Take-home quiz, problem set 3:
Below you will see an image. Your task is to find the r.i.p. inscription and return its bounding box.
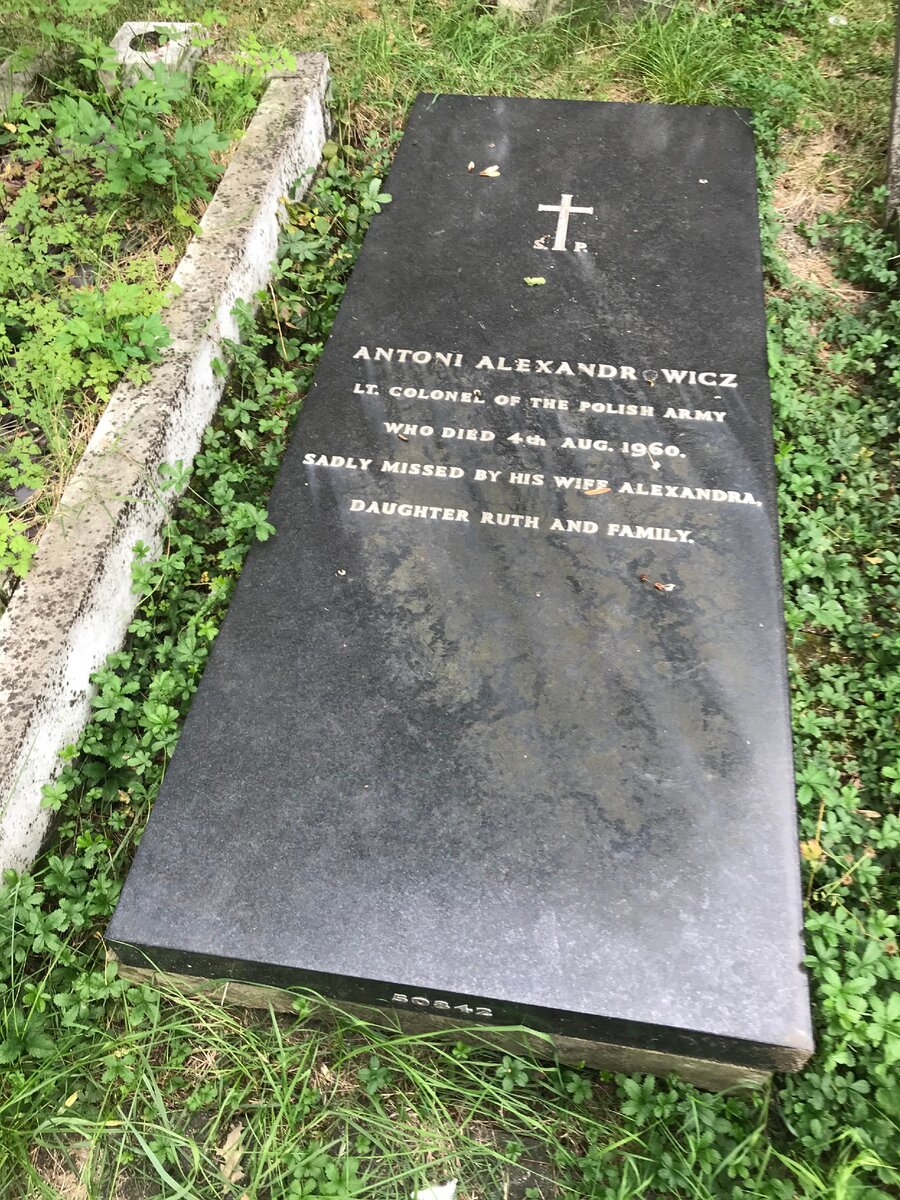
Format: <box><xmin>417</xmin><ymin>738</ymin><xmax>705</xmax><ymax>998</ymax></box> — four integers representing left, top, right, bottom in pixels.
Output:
<box><xmin>109</xmin><ymin>96</ymin><xmax>813</xmax><ymax>1087</ymax></box>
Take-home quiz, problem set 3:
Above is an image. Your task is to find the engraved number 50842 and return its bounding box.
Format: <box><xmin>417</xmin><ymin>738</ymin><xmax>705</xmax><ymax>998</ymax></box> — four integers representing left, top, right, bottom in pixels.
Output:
<box><xmin>391</xmin><ymin>992</ymin><xmax>493</xmax><ymax>1018</ymax></box>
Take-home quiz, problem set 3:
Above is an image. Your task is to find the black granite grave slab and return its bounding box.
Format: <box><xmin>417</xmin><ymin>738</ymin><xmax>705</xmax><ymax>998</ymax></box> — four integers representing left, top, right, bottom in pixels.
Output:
<box><xmin>107</xmin><ymin>95</ymin><xmax>813</xmax><ymax>1084</ymax></box>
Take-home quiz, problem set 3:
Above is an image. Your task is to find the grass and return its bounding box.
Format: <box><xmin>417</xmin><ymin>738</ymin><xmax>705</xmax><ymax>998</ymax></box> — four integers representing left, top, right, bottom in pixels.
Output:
<box><xmin>3</xmin><ymin>985</ymin><xmax>773</xmax><ymax>1199</ymax></box>
<box><xmin>0</xmin><ymin>0</ymin><xmax>899</xmax><ymax>1196</ymax></box>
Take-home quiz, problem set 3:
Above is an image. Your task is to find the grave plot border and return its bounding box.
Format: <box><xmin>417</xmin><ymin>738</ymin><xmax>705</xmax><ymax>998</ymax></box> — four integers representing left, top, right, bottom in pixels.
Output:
<box><xmin>0</xmin><ymin>54</ymin><xmax>330</xmax><ymax>871</ymax></box>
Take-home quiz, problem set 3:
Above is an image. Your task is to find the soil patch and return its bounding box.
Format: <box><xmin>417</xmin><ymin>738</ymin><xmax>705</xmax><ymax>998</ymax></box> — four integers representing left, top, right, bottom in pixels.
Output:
<box><xmin>29</xmin><ymin>1144</ymin><xmax>140</xmax><ymax>1200</ymax></box>
<box><xmin>773</xmin><ymin>127</ymin><xmax>869</xmax><ymax>300</ymax></box>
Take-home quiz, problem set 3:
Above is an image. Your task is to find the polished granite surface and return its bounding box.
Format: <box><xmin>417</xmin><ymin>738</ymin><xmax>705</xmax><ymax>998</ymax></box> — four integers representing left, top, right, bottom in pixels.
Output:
<box><xmin>108</xmin><ymin>96</ymin><xmax>813</xmax><ymax>1069</ymax></box>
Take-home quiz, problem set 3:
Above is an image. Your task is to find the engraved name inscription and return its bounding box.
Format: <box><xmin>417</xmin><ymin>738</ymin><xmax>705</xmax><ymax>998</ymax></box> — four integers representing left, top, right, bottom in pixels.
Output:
<box><xmin>303</xmin><ymin>341</ymin><xmax>763</xmax><ymax>551</ymax></box>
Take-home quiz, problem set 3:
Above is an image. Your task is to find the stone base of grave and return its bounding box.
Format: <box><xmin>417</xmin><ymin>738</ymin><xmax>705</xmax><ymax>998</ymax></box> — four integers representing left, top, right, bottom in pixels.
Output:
<box><xmin>496</xmin><ymin>0</ymin><xmax>650</xmax><ymax>18</ymax></box>
<box><xmin>495</xmin><ymin>0</ymin><xmax>565</xmax><ymax>19</ymax></box>
<box><xmin>103</xmin><ymin>21</ymin><xmax>203</xmax><ymax>93</ymax></box>
<box><xmin>113</xmin><ymin>960</ymin><xmax>773</xmax><ymax>1092</ymax></box>
<box><xmin>0</xmin><ymin>51</ymin><xmax>43</xmax><ymax>110</ymax></box>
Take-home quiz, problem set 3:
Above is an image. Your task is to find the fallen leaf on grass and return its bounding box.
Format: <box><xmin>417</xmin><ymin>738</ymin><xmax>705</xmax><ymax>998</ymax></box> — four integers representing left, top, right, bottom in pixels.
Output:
<box><xmin>217</xmin><ymin>1124</ymin><xmax>246</xmax><ymax>1186</ymax></box>
<box><xmin>856</xmin><ymin>809</ymin><xmax>882</xmax><ymax>820</ymax></box>
<box><xmin>523</xmin><ymin>277</ymin><xmax>546</xmax><ymax>286</ymax></box>
<box><xmin>479</xmin><ymin>165</ymin><xmax>500</xmax><ymax>177</ymax></box>
<box><xmin>799</xmin><ymin>839</ymin><xmax>824</xmax><ymax>862</ymax></box>
<box><xmin>583</xmin><ymin>486</ymin><xmax>612</xmax><ymax>496</ymax></box>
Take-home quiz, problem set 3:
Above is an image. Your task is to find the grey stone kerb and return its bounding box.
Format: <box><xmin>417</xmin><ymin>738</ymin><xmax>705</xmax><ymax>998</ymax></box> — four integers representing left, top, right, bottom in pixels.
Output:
<box><xmin>889</xmin><ymin>20</ymin><xmax>900</xmax><ymax>221</ymax></box>
<box><xmin>0</xmin><ymin>54</ymin><xmax>331</xmax><ymax>871</ymax></box>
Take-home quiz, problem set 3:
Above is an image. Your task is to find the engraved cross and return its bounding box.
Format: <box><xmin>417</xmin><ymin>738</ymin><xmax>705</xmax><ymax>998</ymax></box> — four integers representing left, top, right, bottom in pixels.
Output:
<box><xmin>537</xmin><ymin>193</ymin><xmax>594</xmax><ymax>251</ymax></box>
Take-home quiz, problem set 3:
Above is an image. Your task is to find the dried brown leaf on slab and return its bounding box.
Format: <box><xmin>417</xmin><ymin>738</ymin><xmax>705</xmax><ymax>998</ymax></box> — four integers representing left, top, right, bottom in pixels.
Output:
<box><xmin>466</xmin><ymin>160</ymin><xmax>475</xmax><ymax>172</ymax></box>
<box><xmin>583</xmin><ymin>486</ymin><xmax>612</xmax><ymax>496</ymax></box>
<box><xmin>479</xmin><ymin>165</ymin><xmax>500</xmax><ymax>178</ymax></box>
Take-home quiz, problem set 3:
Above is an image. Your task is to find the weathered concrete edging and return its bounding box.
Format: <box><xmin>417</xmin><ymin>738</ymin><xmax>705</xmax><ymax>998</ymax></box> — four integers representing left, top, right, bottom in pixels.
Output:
<box><xmin>888</xmin><ymin>19</ymin><xmax>900</xmax><ymax>221</ymax></box>
<box><xmin>0</xmin><ymin>54</ymin><xmax>330</xmax><ymax>871</ymax></box>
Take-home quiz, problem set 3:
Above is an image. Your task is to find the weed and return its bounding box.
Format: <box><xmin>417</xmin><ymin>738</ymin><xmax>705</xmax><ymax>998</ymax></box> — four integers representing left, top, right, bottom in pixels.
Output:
<box><xmin>358</xmin><ymin>1053</ymin><xmax>393</xmax><ymax>1097</ymax></box>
